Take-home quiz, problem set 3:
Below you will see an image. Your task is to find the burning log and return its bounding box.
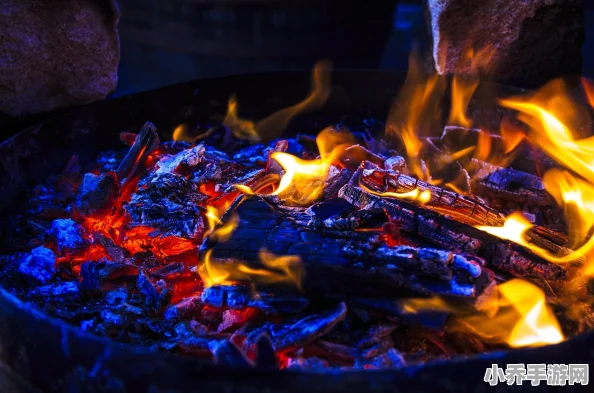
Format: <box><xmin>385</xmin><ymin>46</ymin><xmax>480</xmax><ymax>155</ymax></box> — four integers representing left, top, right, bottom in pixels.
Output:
<box><xmin>201</xmin><ymin>198</ymin><xmax>491</xmax><ymax>304</ymax></box>
<box><xmin>466</xmin><ymin>159</ymin><xmax>554</xmax><ymax>206</ymax></box>
<box><xmin>338</xmin><ymin>178</ymin><xmax>567</xmax><ymax>280</ymax></box>
<box><xmin>359</xmin><ymin>161</ymin><xmax>505</xmax><ymax>227</ymax></box>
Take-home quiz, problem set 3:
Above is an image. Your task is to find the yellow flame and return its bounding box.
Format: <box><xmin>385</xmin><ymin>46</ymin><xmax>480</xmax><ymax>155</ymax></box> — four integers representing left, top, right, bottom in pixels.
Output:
<box><xmin>496</xmin><ymin>79</ymin><xmax>594</xmax><ymax>274</ymax></box>
<box><xmin>236</xmin><ymin>127</ymin><xmax>351</xmax><ymax>205</ymax></box>
<box><xmin>386</xmin><ymin>50</ymin><xmax>446</xmax><ymax>180</ymax></box>
<box><xmin>199</xmin><ymin>248</ymin><xmax>303</xmax><ymax>289</ymax></box>
<box><xmin>476</xmin><ymin>211</ymin><xmax>533</xmax><ymax>245</ymax></box>
<box><xmin>360</xmin><ymin>182</ymin><xmax>432</xmax><ymax>205</ymax></box>
<box><xmin>499</xmin><ymin>117</ymin><xmax>526</xmax><ymax>154</ymax></box>
<box><xmin>448</xmin><ymin>76</ymin><xmax>478</xmax><ymax>128</ymax></box>
<box><xmin>223</xmin><ymin>95</ymin><xmax>260</xmax><ymax>142</ymax></box>
<box><xmin>402</xmin><ymin>279</ymin><xmax>563</xmax><ymax>348</ymax></box>
<box><xmin>221</xmin><ymin>61</ymin><xmax>332</xmax><ymax>142</ymax></box>
<box><xmin>172</xmin><ymin>124</ymin><xmax>215</xmax><ymax>143</ymax></box>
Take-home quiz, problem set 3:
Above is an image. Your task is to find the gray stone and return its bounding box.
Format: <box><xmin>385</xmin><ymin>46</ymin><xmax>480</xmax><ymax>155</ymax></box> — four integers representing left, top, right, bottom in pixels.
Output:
<box><xmin>0</xmin><ymin>0</ymin><xmax>120</xmax><ymax>116</ymax></box>
<box><xmin>428</xmin><ymin>0</ymin><xmax>584</xmax><ymax>87</ymax></box>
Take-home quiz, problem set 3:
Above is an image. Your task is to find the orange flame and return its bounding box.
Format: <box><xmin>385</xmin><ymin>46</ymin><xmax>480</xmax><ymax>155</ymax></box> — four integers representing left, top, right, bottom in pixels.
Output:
<box><xmin>448</xmin><ymin>76</ymin><xmax>478</xmax><ymax>128</ymax></box>
<box><xmin>493</xmin><ymin>79</ymin><xmax>594</xmax><ymax>273</ymax></box>
<box><xmin>402</xmin><ymin>279</ymin><xmax>564</xmax><ymax>348</ymax></box>
<box><xmin>386</xmin><ymin>50</ymin><xmax>446</xmax><ymax>180</ymax></box>
<box><xmin>360</xmin><ymin>182</ymin><xmax>432</xmax><ymax>205</ymax></box>
<box><xmin>221</xmin><ymin>60</ymin><xmax>332</xmax><ymax>142</ymax></box>
<box><xmin>236</xmin><ymin>127</ymin><xmax>352</xmax><ymax>205</ymax></box>
<box><xmin>199</xmin><ymin>248</ymin><xmax>303</xmax><ymax>289</ymax></box>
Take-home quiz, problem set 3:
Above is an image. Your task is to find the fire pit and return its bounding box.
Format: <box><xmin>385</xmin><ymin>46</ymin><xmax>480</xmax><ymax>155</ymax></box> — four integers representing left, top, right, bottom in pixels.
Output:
<box><xmin>1</xmin><ymin>68</ymin><xmax>593</xmax><ymax>393</ymax></box>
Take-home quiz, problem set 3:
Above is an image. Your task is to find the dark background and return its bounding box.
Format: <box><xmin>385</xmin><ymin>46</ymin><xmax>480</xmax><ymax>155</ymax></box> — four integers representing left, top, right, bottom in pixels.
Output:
<box><xmin>1</xmin><ymin>0</ymin><xmax>593</xmax><ymax>141</ymax></box>
<box><xmin>114</xmin><ymin>0</ymin><xmax>594</xmax><ymax>97</ymax></box>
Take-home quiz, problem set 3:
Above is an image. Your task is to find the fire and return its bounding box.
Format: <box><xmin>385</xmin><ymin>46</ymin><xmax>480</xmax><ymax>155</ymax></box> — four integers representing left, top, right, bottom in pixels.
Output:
<box><xmin>223</xmin><ymin>95</ymin><xmax>260</xmax><ymax>142</ymax></box>
<box><xmin>237</xmin><ymin>127</ymin><xmax>352</xmax><ymax>205</ymax></box>
<box><xmin>485</xmin><ymin>79</ymin><xmax>594</xmax><ymax>273</ymax></box>
<box><xmin>221</xmin><ymin>60</ymin><xmax>332</xmax><ymax>142</ymax></box>
<box><xmin>402</xmin><ymin>279</ymin><xmax>564</xmax><ymax>348</ymax></box>
<box><xmin>199</xmin><ymin>248</ymin><xmax>303</xmax><ymax>289</ymax></box>
<box><xmin>360</xmin><ymin>183</ymin><xmax>432</xmax><ymax>205</ymax></box>
<box><xmin>448</xmin><ymin>76</ymin><xmax>478</xmax><ymax>128</ymax></box>
<box><xmin>386</xmin><ymin>50</ymin><xmax>445</xmax><ymax>180</ymax></box>
<box><xmin>476</xmin><ymin>212</ymin><xmax>533</xmax><ymax>246</ymax></box>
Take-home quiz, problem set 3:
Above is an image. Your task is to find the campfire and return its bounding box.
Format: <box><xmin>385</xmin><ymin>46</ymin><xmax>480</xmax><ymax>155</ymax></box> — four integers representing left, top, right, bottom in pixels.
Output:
<box><xmin>2</xmin><ymin>59</ymin><xmax>594</xmax><ymax>372</ymax></box>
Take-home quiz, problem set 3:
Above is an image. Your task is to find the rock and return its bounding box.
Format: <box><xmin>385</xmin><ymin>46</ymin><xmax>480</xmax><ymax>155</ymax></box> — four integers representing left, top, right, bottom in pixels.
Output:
<box><xmin>0</xmin><ymin>0</ymin><xmax>120</xmax><ymax>116</ymax></box>
<box><xmin>18</xmin><ymin>246</ymin><xmax>56</xmax><ymax>284</ymax></box>
<box><xmin>51</xmin><ymin>219</ymin><xmax>85</xmax><ymax>253</ymax></box>
<box><xmin>427</xmin><ymin>0</ymin><xmax>584</xmax><ymax>87</ymax></box>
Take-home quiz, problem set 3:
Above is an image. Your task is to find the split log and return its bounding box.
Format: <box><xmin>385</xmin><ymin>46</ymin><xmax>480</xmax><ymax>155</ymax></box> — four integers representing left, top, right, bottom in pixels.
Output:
<box><xmin>359</xmin><ymin>161</ymin><xmax>505</xmax><ymax>227</ymax></box>
<box><xmin>338</xmin><ymin>177</ymin><xmax>570</xmax><ymax>280</ymax></box>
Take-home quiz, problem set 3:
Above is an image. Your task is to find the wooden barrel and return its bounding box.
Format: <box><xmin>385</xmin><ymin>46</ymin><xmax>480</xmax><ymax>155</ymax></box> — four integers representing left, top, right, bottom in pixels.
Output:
<box><xmin>116</xmin><ymin>0</ymin><xmax>398</xmax><ymax>93</ymax></box>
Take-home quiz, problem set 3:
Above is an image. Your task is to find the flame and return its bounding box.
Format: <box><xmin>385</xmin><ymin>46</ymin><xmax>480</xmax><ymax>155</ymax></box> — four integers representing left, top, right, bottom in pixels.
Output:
<box><xmin>223</xmin><ymin>95</ymin><xmax>260</xmax><ymax>142</ymax></box>
<box><xmin>499</xmin><ymin>118</ymin><xmax>526</xmax><ymax>154</ymax></box>
<box><xmin>402</xmin><ymin>279</ymin><xmax>563</xmax><ymax>348</ymax></box>
<box><xmin>360</xmin><ymin>182</ymin><xmax>432</xmax><ymax>205</ymax></box>
<box><xmin>386</xmin><ymin>50</ymin><xmax>446</xmax><ymax>180</ymax></box>
<box><xmin>495</xmin><ymin>79</ymin><xmax>594</xmax><ymax>273</ymax></box>
<box><xmin>476</xmin><ymin>212</ymin><xmax>533</xmax><ymax>245</ymax></box>
<box><xmin>222</xmin><ymin>61</ymin><xmax>332</xmax><ymax>142</ymax></box>
<box><xmin>199</xmin><ymin>248</ymin><xmax>303</xmax><ymax>289</ymax></box>
<box><xmin>236</xmin><ymin>127</ymin><xmax>351</xmax><ymax>205</ymax></box>
<box><xmin>448</xmin><ymin>76</ymin><xmax>478</xmax><ymax>128</ymax></box>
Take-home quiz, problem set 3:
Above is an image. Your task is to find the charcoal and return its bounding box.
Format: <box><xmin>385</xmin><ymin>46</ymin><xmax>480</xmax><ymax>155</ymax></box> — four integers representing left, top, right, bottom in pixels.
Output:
<box><xmin>105</xmin><ymin>287</ymin><xmax>129</xmax><ymax>306</ymax></box>
<box><xmin>307</xmin><ymin>198</ymin><xmax>353</xmax><ymax>220</ymax></box>
<box><xmin>212</xmin><ymin>340</ymin><xmax>253</xmax><ymax>367</ymax></box>
<box><xmin>51</xmin><ymin>219</ymin><xmax>84</xmax><ymax>253</ymax></box>
<box><xmin>189</xmin><ymin>320</ymin><xmax>210</xmax><ymax>336</ymax></box>
<box><xmin>75</xmin><ymin>172</ymin><xmax>119</xmax><ymax>215</ymax></box>
<box><xmin>100</xmin><ymin>309</ymin><xmax>125</xmax><ymax>326</ymax></box>
<box><xmin>356</xmin><ymin>348</ymin><xmax>406</xmax><ymax>369</ymax></box>
<box><xmin>177</xmin><ymin>336</ymin><xmax>220</xmax><ymax>356</ymax></box>
<box><xmin>150</xmin><ymin>262</ymin><xmax>186</xmax><ymax>279</ymax></box>
<box><xmin>272</xmin><ymin>302</ymin><xmax>347</xmax><ymax>351</ymax></box>
<box><xmin>137</xmin><ymin>271</ymin><xmax>171</xmax><ymax>311</ymax></box>
<box><xmin>254</xmin><ymin>333</ymin><xmax>278</xmax><ymax>368</ymax></box>
<box><xmin>232</xmin><ymin>144</ymin><xmax>269</xmax><ymax>164</ymax></box>
<box><xmin>30</xmin><ymin>281</ymin><xmax>79</xmax><ymax>298</ymax></box>
<box><xmin>94</xmin><ymin>233</ymin><xmax>126</xmax><ymax>263</ymax></box>
<box><xmin>218</xmin><ymin>309</ymin><xmax>250</xmax><ymax>333</ymax></box>
<box><xmin>125</xmin><ymin>172</ymin><xmax>206</xmax><ymax>238</ymax></box>
<box><xmin>339</xmin><ymin>145</ymin><xmax>386</xmax><ymax>170</ymax></box>
<box><xmin>18</xmin><ymin>246</ymin><xmax>56</xmax><ymax>284</ymax></box>
<box><xmin>201</xmin><ymin>285</ymin><xmax>309</xmax><ymax>315</ymax></box>
<box><xmin>468</xmin><ymin>159</ymin><xmax>554</xmax><ymax>206</ymax></box>
<box><xmin>322</xmin><ymin>168</ymin><xmax>354</xmax><ymax>200</ymax></box>
<box><xmin>354</xmin><ymin>324</ymin><xmax>397</xmax><ymax>348</ymax></box>
<box><xmin>79</xmin><ymin>261</ymin><xmax>138</xmax><ymax>295</ymax></box>
<box><xmin>384</xmin><ymin>156</ymin><xmax>408</xmax><ymax>173</ymax></box>
<box><xmin>360</xmin><ymin>335</ymin><xmax>395</xmax><ymax>359</ymax></box>
<box><xmin>286</xmin><ymin>356</ymin><xmax>329</xmax><ymax>370</ymax></box>
<box><xmin>155</xmin><ymin>144</ymin><xmax>205</xmax><ymax>175</ymax></box>
<box><xmin>265</xmin><ymin>140</ymin><xmax>288</xmax><ymax>174</ymax></box>
<box><xmin>116</xmin><ymin>122</ymin><xmax>160</xmax><ymax>183</ymax></box>
<box><xmin>164</xmin><ymin>296</ymin><xmax>202</xmax><ymax>321</ymax></box>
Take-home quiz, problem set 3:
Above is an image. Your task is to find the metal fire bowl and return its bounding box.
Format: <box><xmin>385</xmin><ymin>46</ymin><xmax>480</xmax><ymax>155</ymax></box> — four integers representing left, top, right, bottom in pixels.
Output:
<box><xmin>0</xmin><ymin>71</ymin><xmax>592</xmax><ymax>393</ymax></box>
